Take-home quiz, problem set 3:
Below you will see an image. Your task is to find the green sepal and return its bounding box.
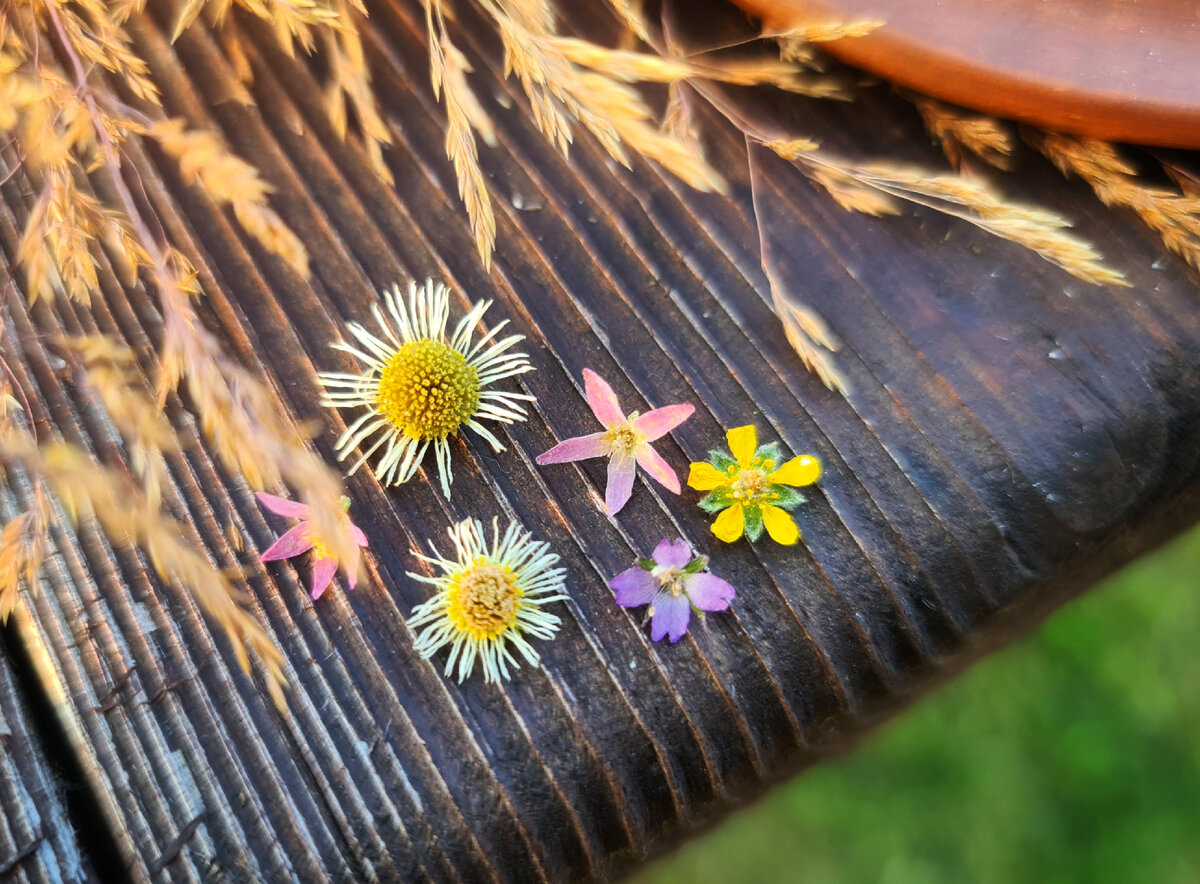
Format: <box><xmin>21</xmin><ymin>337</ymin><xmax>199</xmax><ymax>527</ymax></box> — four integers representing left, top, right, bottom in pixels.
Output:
<box><xmin>708</xmin><ymin>450</ymin><xmax>738</xmax><ymax>472</ymax></box>
<box><xmin>768</xmin><ymin>485</ymin><xmax>806</xmax><ymax>511</ymax></box>
<box><xmin>682</xmin><ymin>555</ymin><xmax>709</xmax><ymax>574</ymax></box>
<box><xmin>638</xmin><ymin>558</ymin><xmax>656</xmax><ymax>571</ymax></box>
<box><xmin>698</xmin><ymin>489</ymin><xmax>734</xmax><ymax>514</ymax></box>
<box><xmin>743</xmin><ymin>504</ymin><xmax>764</xmax><ymax>542</ymax></box>
<box><xmin>753</xmin><ymin>441</ymin><xmax>783</xmax><ymax>467</ymax></box>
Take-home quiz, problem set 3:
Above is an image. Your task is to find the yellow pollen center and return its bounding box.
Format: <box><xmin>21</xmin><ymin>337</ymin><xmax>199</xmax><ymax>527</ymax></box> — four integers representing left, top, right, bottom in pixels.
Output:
<box><xmin>651</xmin><ymin>563</ymin><xmax>685</xmax><ymax>596</ymax></box>
<box><xmin>376</xmin><ymin>340</ymin><xmax>480</xmax><ymax>440</ymax></box>
<box><xmin>731</xmin><ymin>467</ymin><xmax>769</xmax><ymax>502</ymax></box>
<box><xmin>305</xmin><ymin>531</ymin><xmax>333</xmax><ymax>560</ymax></box>
<box><xmin>447</xmin><ymin>559</ymin><xmax>522</xmax><ymax>639</ymax></box>
<box><xmin>603</xmin><ymin>419</ymin><xmax>643</xmax><ymax>456</ymax></box>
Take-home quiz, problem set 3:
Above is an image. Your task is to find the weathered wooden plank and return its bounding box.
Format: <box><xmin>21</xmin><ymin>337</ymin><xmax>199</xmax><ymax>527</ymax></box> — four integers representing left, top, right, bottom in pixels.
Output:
<box><xmin>0</xmin><ymin>615</ymin><xmax>90</xmax><ymax>882</ymax></box>
<box><xmin>2</xmin><ymin>0</ymin><xmax>1200</xmax><ymax>881</ymax></box>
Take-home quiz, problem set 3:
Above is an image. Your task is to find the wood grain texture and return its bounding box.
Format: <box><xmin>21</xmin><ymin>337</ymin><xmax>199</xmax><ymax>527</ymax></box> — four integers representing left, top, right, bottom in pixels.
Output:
<box><xmin>0</xmin><ymin>625</ymin><xmax>90</xmax><ymax>882</ymax></box>
<box><xmin>2</xmin><ymin>1</ymin><xmax>1200</xmax><ymax>881</ymax></box>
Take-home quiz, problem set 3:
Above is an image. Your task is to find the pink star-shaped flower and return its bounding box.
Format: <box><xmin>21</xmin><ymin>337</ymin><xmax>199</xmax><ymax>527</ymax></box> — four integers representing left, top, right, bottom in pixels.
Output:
<box><xmin>535</xmin><ymin>369</ymin><xmax>694</xmax><ymax>515</ymax></box>
<box><xmin>256</xmin><ymin>493</ymin><xmax>369</xmax><ymax>600</ymax></box>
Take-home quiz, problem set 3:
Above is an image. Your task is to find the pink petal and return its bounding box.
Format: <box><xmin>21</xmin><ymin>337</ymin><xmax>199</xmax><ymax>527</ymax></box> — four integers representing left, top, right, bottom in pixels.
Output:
<box><xmin>311</xmin><ymin>557</ymin><xmax>338</xmax><ymax>600</ymax></box>
<box><xmin>650</xmin><ymin>591</ymin><xmax>691</xmax><ymax>643</ymax></box>
<box><xmin>635</xmin><ymin>443</ymin><xmax>681</xmax><ymax>494</ymax></box>
<box><xmin>344</xmin><ymin>544</ymin><xmax>362</xmax><ymax>590</ymax></box>
<box><xmin>351</xmin><ymin>524</ymin><xmax>369</xmax><ymax>547</ymax></box>
<box><xmin>633</xmin><ymin>404</ymin><xmax>694</xmax><ymax>441</ymax></box>
<box><xmin>255</xmin><ymin>492</ymin><xmax>311</xmax><ymax>519</ymax></box>
<box><xmin>583</xmin><ymin>369</ymin><xmax>625</xmax><ymax>427</ymax></box>
<box><xmin>610</xmin><ymin>567</ymin><xmax>658</xmax><ymax>607</ymax></box>
<box><xmin>260</xmin><ymin>523</ymin><xmax>313</xmax><ymax>562</ymax></box>
<box><xmin>652</xmin><ymin>538</ymin><xmax>691</xmax><ymax>568</ymax></box>
<box><xmin>683</xmin><ymin>572</ymin><xmax>735</xmax><ymax>611</ymax></box>
<box><xmin>605</xmin><ymin>454</ymin><xmax>637</xmax><ymax>515</ymax></box>
<box><xmin>535</xmin><ymin>432</ymin><xmax>607</xmax><ymax>464</ymax></box>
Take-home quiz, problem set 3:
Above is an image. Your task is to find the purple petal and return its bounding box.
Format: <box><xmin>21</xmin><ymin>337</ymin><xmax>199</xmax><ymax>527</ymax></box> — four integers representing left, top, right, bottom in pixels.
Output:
<box><xmin>650</xmin><ymin>591</ymin><xmax>691</xmax><ymax>643</ymax></box>
<box><xmin>255</xmin><ymin>492</ymin><xmax>311</xmax><ymax>519</ymax></box>
<box><xmin>605</xmin><ymin>454</ymin><xmax>636</xmax><ymax>515</ymax></box>
<box><xmin>683</xmin><ymin>572</ymin><xmax>735</xmax><ymax>611</ymax></box>
<box><xmin>635</xmin><ymin>443</ymin><xmax>681</xmax><ymax>494</ymax></box>
<box><xmin>535</xmin><ymin>432</ymin><xmax>607</xmax><ymax>464</ymax></box>
<box><xmin>652</xmin><ymin>538</ymin><xmax>692</xmax><ymax>568</ymax></box>
<box><xmin>583</xmin><ymin>369</ymin><xmax>625</xmax><ymax>427</ymax></box>
<box><xmin>311</xmin><ymin>557</ymin><xmax>338</xmax><ymax>600</ymax></box>
<box><xmin>351</xmin><ymin>524</ymin><xmax>369</xmax><ymax>547</ymax></box>
<box><xmin>260</xmin><ymin>523</ymin><xmax>313</xmax><ymax>562</ymax></box>
<box><xmin>633</xmin><ymin>404</ymin><xmax>694</xmax><ymax>441</ymax></box>
<box><xmin>610</xmin><ymin>567</ymin><xmax>658</xmax><ymax>608</ymax></box>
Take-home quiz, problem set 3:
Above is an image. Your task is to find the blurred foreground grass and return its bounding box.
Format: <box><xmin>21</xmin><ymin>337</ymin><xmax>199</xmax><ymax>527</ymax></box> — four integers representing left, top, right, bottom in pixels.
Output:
<box><xmin>638</xmin><ymin>525</ymin><xmax>1200</xmax><ymax>884</ymax></box>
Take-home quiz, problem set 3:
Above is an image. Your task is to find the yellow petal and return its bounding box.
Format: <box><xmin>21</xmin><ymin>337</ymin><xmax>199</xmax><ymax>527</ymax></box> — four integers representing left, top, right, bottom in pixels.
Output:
<box><xmin>711</xmin><ymin>503</ymin><xmax>745</xmax><ymax>543</ymax></box>
<box><xmin>762</xmin><ymin>505</ymin><xmax>800</xmax><ymax>545</ymax></box>
<box><xmin>768</xmin><ymin>455</ymin><xmax>821</xmax><ymax>487</ymax></box>
<box><xmin>726</xmin><ymin>425</ymin><xmax>757</xmax><ymax>466</ymax></box>
<box><xmin>688</xmin><ymin>461</ymin><xmax>729</xmax><ymax>491</ymax></box>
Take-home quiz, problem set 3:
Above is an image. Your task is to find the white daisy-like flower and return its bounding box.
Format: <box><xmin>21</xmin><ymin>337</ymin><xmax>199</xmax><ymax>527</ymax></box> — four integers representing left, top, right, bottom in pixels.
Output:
<box><xmin>319</xmin><ymin>279</ymin><xmax>534</xmax><ymax>497</ymax></box>
<box><xmin>407</xmin><ymin>518</ymin><xmax>568</xmax><ymax>684</ymax></box>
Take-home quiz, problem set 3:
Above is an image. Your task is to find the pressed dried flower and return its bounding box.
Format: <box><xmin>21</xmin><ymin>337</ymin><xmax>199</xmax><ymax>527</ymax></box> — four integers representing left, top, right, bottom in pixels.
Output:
<box><xmin>407</xmin><ymin>517</ymin><xmax>568</xmax><ymax>684</ymax></box>
<box><xmin>610</xmin><ymin>538</ymin><xmax>735</xmax><ymax>643</ymax></box>
<box><xmin>257</xmin><ymin>492</ymin><xmax>368</xmax><ymax>600</ymax></box>
<box><xmin>319</xmin><ymin>279</ymin><xmax>534</xmax><ymax>498</ymax></box>
<box><xmin>536</xmin><ymin>369</ymin><xmax>694</xmax><ymax>515</ymax></box>
<box><xmin>688</xmin><ymin>425</ymin><xmax>820</xmax><ymax>544</ymax></box>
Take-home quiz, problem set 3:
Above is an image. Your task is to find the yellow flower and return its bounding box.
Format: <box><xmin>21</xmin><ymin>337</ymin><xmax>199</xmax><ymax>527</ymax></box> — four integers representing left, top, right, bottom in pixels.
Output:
<box><xmin>319</xmin><ymin>279</ymin><xmax>534</xmax><ymax>498</ymax></box>
<box><xmin>687</xmin><ymin>425</ymin><xmax>820</xmax><ymax>544</ymax></box>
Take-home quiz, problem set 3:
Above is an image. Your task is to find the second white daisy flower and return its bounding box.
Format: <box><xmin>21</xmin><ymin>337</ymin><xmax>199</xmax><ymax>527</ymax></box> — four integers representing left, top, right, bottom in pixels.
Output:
<box><xmin>319</xmin><ymin>279</ymin><xmax>534</xmax><ymax>497</ymax></box>
<box><xmin>407</xmin><ymin>518</ymin><xmax>568</xmax><ymax>684</ymax></box>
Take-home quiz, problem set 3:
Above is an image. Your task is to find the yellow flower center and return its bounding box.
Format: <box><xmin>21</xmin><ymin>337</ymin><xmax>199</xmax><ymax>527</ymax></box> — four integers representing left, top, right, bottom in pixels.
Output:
<box><xmin>376</xmin><ymin>340</ymin><xmax>480</xmax><ymax>440</ymax></box>
<box><xmin>651</xmin><ymin>563</ymin><xmax>685</xmax><ymax>596</ymax></box>
<box><xmin>602</xmin><ymin>417</ymin><xmax>643</xmax><ymax>456</ymax></box>
<box><xmin>305</xmin><ymin>532</ymin><xmax>333</xmax><ymax>560</ymax></box>
<box><xmin>447</xmin><ymin>559</ymin><xmax>522</xmax><ymax>639</ymax></box>
<box><xmin>731</xmin><ymin>466</ymin><xmax>769</xmax><ymax>503</ymax></box>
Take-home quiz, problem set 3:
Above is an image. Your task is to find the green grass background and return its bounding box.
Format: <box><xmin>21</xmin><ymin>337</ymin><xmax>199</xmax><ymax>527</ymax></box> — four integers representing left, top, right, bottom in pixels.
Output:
<box><xmin>636</xmin><ymin>526</ymin><xmax>1200</xmax><ymax>884</ymax></box>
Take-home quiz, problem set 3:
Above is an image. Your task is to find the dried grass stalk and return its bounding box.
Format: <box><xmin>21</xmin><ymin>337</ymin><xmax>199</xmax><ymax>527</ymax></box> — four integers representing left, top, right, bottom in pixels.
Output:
<box><xmin>754</xmin><ymin>138</ymin><xmax>1128</xmax><ymax>287</ymax></box>
<box><xmin>0</xmin><ymin>492</ymin><xmax>47</xmax><ymax>625</ymax></box>
<box><xmin>1032</xmin><ymin>132</ymin><xmax>1200</xmax><ymax>271</ymax></box>
<box><xmin>138</xmin><ymin>118</ymin><xmax>309</xmax><ymax>275</ymax></box>
<box><xmin>0</xmin><ymin>435</ymin><xmax>287</xmax><ymax>707</ymax></box>
<box><xmin>64</xmin><ymin>335</ymin><xmax>176</xmax><ymax>508</ymax></box>
<box><xmin>910</xmin><ymin>94</ymin><xmax>1014</xmax><ymax>170</ymax></box>
<box><xmin>0</xmin><ymin>0</ymin><xmax>361</xmax><ymax>702</ymax></box>
<box><xmin>427</xmin><ymin>2</ymin><xmax>497</xmax><ymax>266</ymax></box>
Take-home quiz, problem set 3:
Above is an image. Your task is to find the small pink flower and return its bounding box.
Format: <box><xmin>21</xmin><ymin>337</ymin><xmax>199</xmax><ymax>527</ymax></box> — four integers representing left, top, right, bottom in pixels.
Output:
<box><xmin>535</xmin><ymin>369</ymin><xmax>694</xmax><ymax>515</ymax></box>
<box><xmin>256</xmin><ymin>493</ymin><xmax>369</xmax><ymax>600</ymax></box>
<box><xmin>609</xmin><ymin>538</ymin><xmax>735</xmax><ymax>642</ymax></box>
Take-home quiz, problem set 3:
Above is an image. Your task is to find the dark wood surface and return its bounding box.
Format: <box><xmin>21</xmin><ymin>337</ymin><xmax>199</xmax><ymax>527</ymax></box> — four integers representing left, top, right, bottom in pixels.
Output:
<box><xmin>3</xmin><ymin>1</ymin><xmax>1200</xmax><ymax>881</ymax></box>
<box><xmin>0</xmin><ymin>632</ymin><xmax>91</xmax><ymax>883</ymax></box>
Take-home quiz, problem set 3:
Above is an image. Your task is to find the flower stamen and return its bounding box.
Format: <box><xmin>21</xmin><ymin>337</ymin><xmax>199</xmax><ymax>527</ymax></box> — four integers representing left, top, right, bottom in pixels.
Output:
<box><xmin>732</xmin><ymin>466</ymin><xmax>769</xmax><ymax>502</ymax></box>
<box><xmin>376</xmin><ymin>339</ymin><xmax>480</xmax><ymax>440</ymax></box>
<box><xmin>602</xmin><ymin>419</ymin><xmax>644</xmax><ymax>457</ymax></box>
<box><xmin>447</xmin><ymin>559</ymin><xmax>522</xmax><ymax>639</ymax></box>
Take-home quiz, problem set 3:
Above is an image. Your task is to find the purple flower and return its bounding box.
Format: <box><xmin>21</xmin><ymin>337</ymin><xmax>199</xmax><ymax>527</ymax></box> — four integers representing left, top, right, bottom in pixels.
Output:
<box><xmin>256</xmin><ymin>492</ymin><xmax>369</xmax><ymax>600</ymax></box>
<box><xmin>609</xmin><ymin>538</ymin><xmax>735</xmax><ymax>642</ymax></box>
<box><xmin>535</xmin><ymin>369</ymin><xmax>693</xmax><ymax>515</ymax></box>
